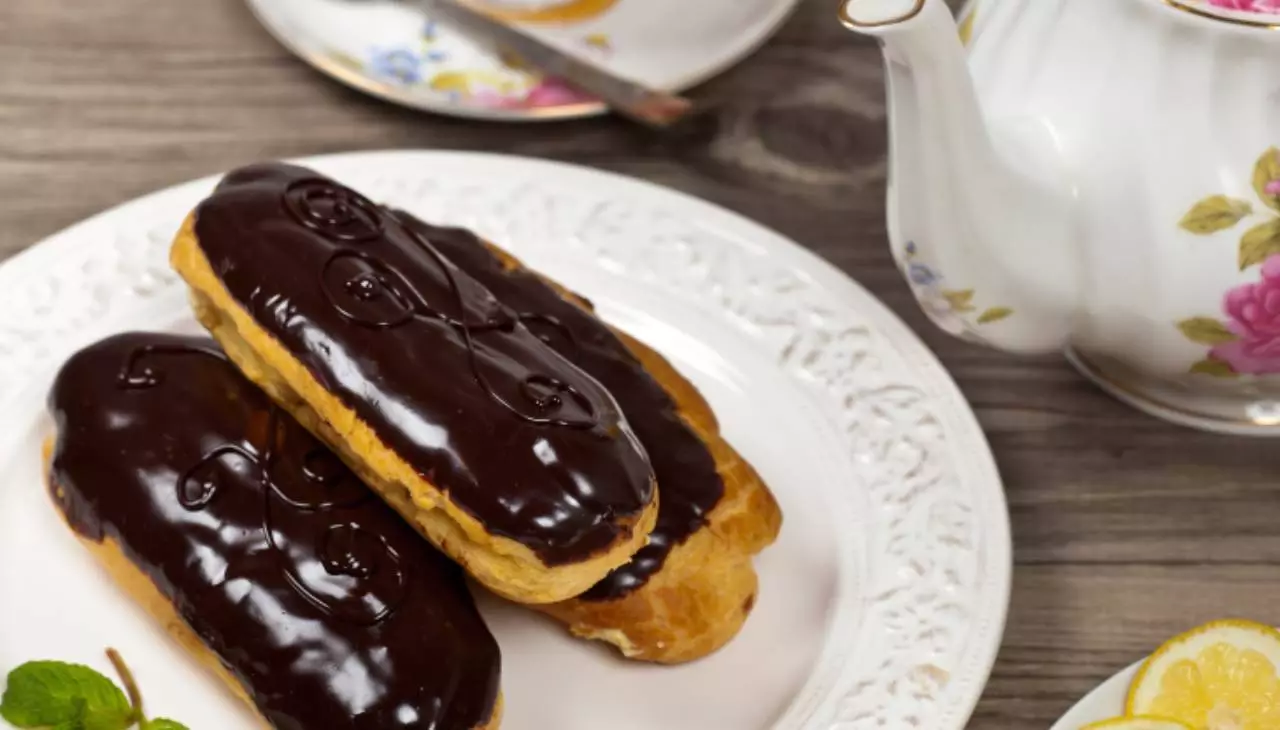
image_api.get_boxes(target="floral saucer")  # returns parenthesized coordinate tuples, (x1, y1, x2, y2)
(244, 0, 800, 121)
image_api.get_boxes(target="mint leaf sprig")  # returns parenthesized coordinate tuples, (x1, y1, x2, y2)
(1, 648, 188, 730)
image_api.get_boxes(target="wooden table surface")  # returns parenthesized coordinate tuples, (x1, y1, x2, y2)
(4, 0, 1276, 728)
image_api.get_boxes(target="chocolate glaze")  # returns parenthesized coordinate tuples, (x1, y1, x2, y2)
(390, 212, 726, 602)
(192, 163, 655, 565)
(48, 333, 501, 730)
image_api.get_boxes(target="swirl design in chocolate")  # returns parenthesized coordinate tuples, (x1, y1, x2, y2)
(284, 178, 384, 242)
(257, 407, 411, 627)
(194, 163, 654, 564)
(175, 444, 249, 511)
(48, 333, 500, 729)
(390, 211, 728, 601)
(315, 228, 598, 430)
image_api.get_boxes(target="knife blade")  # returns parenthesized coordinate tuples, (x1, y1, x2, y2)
(417, 0, 697, 128)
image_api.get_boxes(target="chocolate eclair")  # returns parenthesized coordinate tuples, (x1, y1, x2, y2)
(394, 211, 783, 664)
(47, 333, 502, 730)
(169, 163, 659, 604)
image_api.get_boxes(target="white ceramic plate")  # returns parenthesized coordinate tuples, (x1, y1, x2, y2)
(246, 0, 799, 120)
(0, 151, 1010, 729)
(1050, 664, 1142, 730)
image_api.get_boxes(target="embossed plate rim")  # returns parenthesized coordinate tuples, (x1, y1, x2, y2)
(0, 150, 1010, 730)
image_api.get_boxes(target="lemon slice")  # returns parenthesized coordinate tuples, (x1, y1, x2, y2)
(1127, 619, 1280, 729)
(1082, 718, 1192, 730)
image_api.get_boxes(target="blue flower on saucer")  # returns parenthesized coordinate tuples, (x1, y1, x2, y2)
(368, 48, 423, 85)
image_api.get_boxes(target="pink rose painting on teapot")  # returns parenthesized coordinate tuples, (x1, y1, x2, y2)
(1177, 148, 1280, 377)
(1203, 0, 1280, 12)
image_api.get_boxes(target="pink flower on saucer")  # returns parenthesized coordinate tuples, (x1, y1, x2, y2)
(519, 77, 593, 108)
(470, 78, 593, 110)
(1206, 0, 1280, 13)
(1210, 255, 1280, 374)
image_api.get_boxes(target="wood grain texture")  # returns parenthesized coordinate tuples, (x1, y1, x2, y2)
(4, 0, 1277, 728)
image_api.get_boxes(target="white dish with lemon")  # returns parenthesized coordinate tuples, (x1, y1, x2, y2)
(1053, 619, 1280, 730)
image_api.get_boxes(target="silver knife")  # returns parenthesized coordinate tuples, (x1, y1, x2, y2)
(417, 0, 697, 128)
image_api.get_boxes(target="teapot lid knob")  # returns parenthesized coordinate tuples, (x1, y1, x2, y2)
(840, 0, 926, 28)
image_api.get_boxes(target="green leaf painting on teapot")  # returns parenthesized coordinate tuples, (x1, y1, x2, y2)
(1178, 147, 1280, 377)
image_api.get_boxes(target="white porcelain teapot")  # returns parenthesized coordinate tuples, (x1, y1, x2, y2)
(842, 0, 1280, 433)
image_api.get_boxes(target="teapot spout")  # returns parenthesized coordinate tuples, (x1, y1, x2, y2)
(843, 0, 1078, 354)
